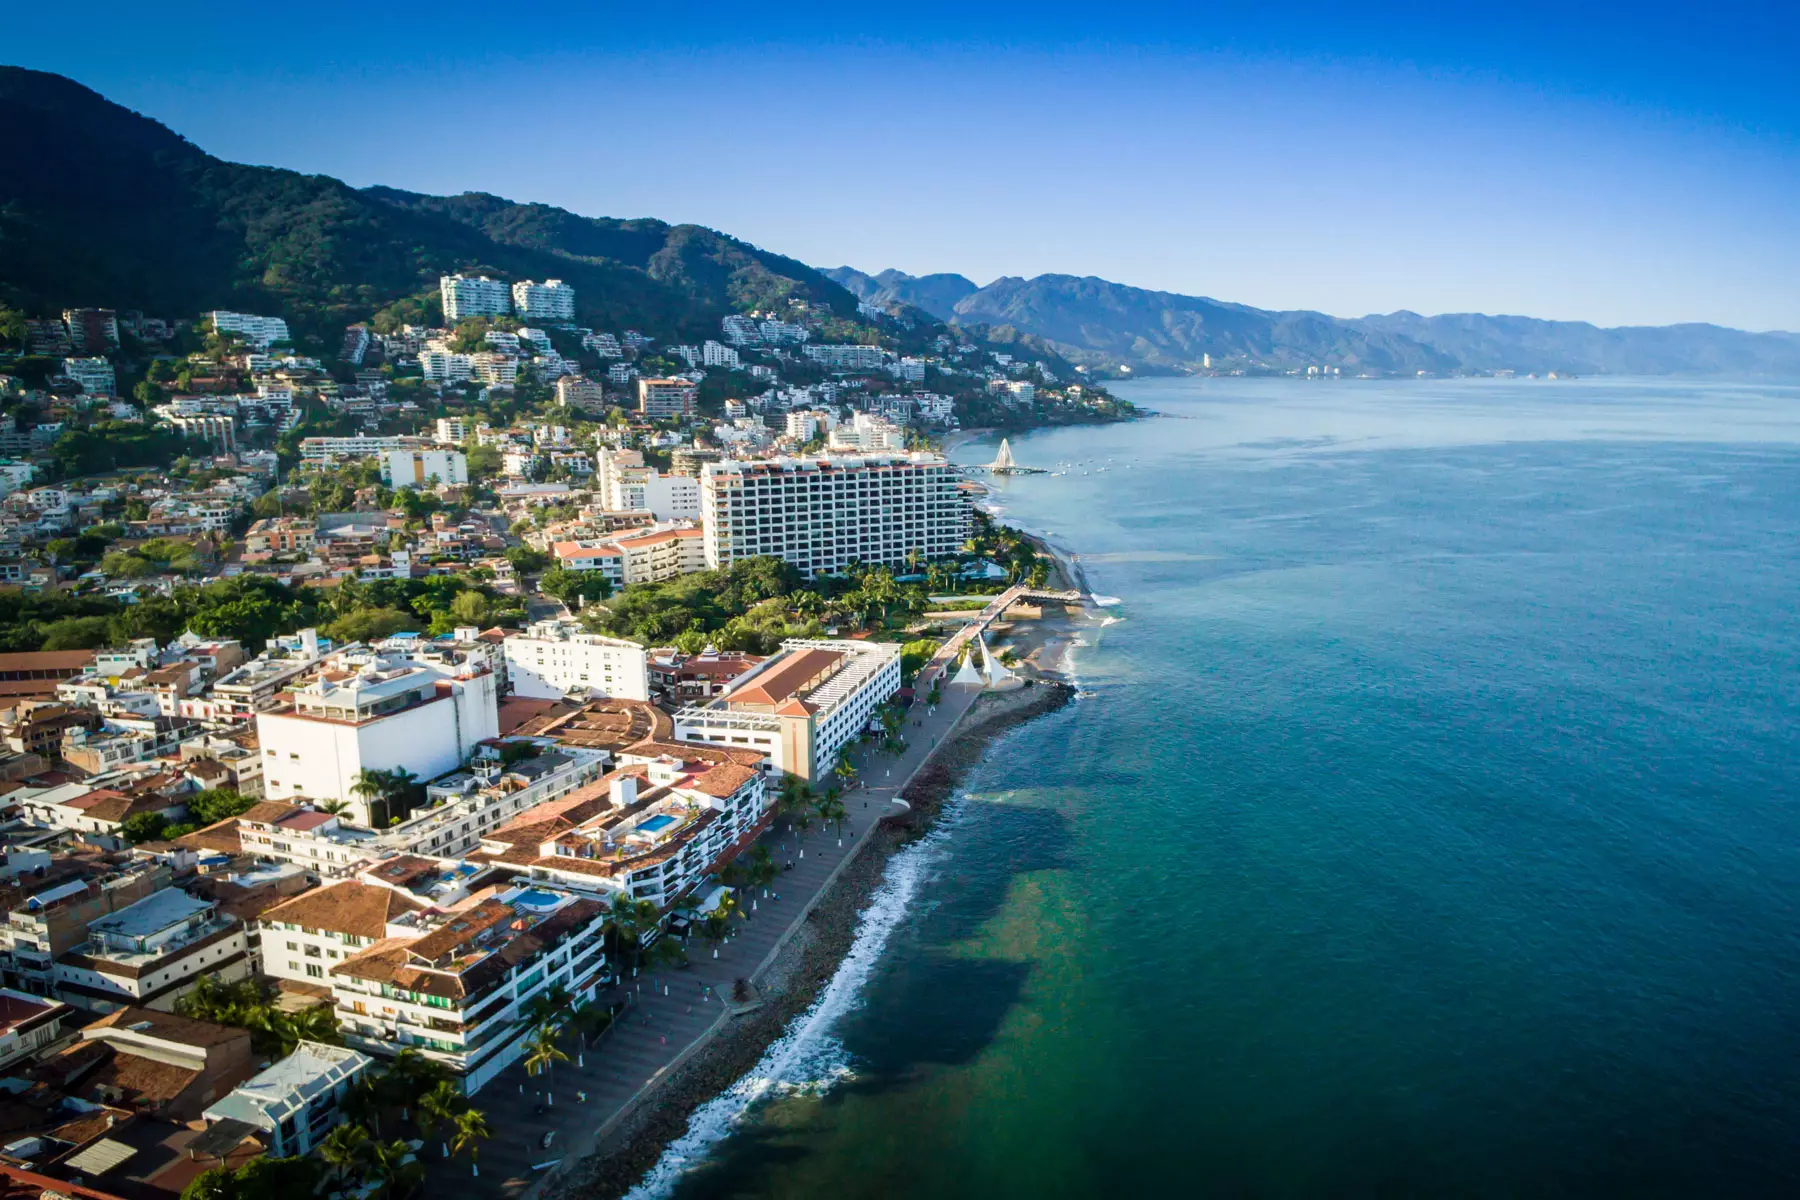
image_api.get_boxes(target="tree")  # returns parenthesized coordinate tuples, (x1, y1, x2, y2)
(450, 1108, 491, 1176)
(540, 564, 612, 609)
(416, 1080, 465, 1148)
(352, 770, 389, 827)
(522, 1024, 569, 1077)
(368, 1138, 423, 1200)
(449, 590, 491, 625)
(323, 606, 420, 644)
(814, 791, 847, 836)
(119, 811, 171, 845)
(319, 1122, 374, 1186)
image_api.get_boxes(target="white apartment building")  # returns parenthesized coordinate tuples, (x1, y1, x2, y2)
(827, 411, 907, 452)
(256, 654, 500, 825)
(700, 453, 970, 576)
(299, 435, 425, 464)
(702, 340, 740, 368)
(803, 344, 885, 371)
(381, 449, 469, 489)
(470, 351, 518, 388)
(237, 805, 380, 879)
(673, 639, 902, 781)
(258, 879, 427, 988)
(475, 754, 771, 910)
(434, 417, 472, 445)
(419, 349, 473, 385)
(330, 883, 610, 1093)
(209, 311, 291, 349)
(512, 279, 576, 322)
(636, 378, 696, 420)
(61, 358, 116, 395)
(549, 524, 704, 590)
(440, 275, 511, 321)
(595, 448, 702, 520)
(53, 888, 251, 1012)
(504, 619, 650, 701)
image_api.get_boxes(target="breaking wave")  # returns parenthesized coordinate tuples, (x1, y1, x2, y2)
(623, 815, 958, 1198)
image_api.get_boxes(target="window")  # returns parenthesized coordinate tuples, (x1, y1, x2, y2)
(305, 964, 324, 979)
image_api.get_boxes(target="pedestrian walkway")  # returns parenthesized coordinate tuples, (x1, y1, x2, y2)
(427, 673, 988, 1199)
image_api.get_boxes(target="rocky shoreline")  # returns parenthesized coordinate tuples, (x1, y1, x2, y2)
(546, 680, 1076, 1200)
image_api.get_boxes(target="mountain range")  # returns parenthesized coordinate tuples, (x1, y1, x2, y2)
(826, 271, 1800, 378)
(2, 64, 1793, 381)
(0, 66, 857, 342)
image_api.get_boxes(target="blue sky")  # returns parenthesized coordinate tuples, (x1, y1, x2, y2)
(10, 1, 1799, 330)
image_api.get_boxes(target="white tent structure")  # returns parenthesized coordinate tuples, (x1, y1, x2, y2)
(979, 632, 1016, 685)
(951, 648, 986, 686)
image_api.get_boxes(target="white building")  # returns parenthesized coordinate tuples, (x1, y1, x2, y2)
(700, 453, 970, 576)
(53, 888, 251, 1012)
(61, 357, 116, 396)
(256, 654, 500, 825)
(434, 417, 472, 445)
(511, 279, 576, 323)
(803, 344, 884, 371)
(331, 883, 610, 1093)
(257, 879, 427, 988)
(827, 411, 907, 452)
(381, 448, 469, 489)
(299, 435, 425, 464)
(550, 524, 705, 589)
(673, 638, 901, 781)
(204, 1041, 374, 1158)
(503, 619, 650, 701)
(594, 448, 702, 521)
(209, 311, 291, 349)
(636, 378, 696, 420)
(702, 340, 740, 368)
(419, 349, 473, 385)
(470, 351, 518, 388)
(440, 275, 511, 321)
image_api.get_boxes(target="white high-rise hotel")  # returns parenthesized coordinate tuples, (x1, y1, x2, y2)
(512, 279, 576, 323)
(700, 453, 971, 577)
(440, 275, 511, 321)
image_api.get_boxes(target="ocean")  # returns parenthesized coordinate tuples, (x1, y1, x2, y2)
(635, 376, 1800, 1198)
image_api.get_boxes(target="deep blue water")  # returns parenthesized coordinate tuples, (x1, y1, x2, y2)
(647, 377, 1800, 1198)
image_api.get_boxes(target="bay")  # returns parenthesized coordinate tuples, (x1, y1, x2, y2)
(650, 376, 1800, 1198)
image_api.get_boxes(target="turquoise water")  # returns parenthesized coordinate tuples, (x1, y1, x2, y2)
(650, 377, 1800, 1198)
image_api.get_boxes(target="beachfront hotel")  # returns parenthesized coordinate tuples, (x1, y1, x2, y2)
(472, 749, 770, 908)
(672, 638, 901, 782)
(328, 879, 610, 1094)
(698, 453, 971, 577)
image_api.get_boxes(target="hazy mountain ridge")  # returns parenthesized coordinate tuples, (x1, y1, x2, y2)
(833, 268, 1800, 376)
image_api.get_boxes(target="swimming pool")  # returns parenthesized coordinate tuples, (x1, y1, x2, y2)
(512, 889, 564, 909)
(637, 814, 677, 834)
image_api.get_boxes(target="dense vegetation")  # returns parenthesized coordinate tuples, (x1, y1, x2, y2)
(0, 67, 858, 342)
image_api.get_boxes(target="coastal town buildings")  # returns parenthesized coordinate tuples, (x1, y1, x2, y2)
(511, 279, 576, 323)
(254, 653, 501, 823)
(699, 453, 970, 576)
(673, 638, 901, 781)
(380, 448, 469, 489)
(636, 378, 697, 420)
(439, 275, 510, 321)
(208, 311, 290, 349)
(503, 619, 650, 701)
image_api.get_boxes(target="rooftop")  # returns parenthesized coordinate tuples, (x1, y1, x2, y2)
(203, 1041, 371, 1130)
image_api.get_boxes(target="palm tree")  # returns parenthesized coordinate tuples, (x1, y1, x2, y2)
(416, 1080, 464, 1152)
(319, 1122, 373, 1187)
(747, 845, 777, 889)
(522, 983, 574, 1028)
(368, 1138, 422, 1200)
(450, 1108, 491, 1177)
(318, 799, 351, 817)
(523, 1023, 569, 1078)
(339, 1076, 383, 1137)
(832, 758, 858, 788)
(566, 1002, 612, 1048)
(352, 769, 388, 827)
(814, 792, 847, 837)
(289, 1003, 341, 1046)
(383, 767, 420, 823)
(606, 894, 659, 974)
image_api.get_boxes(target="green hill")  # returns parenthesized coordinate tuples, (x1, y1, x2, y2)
(0, 66, 857, 341)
